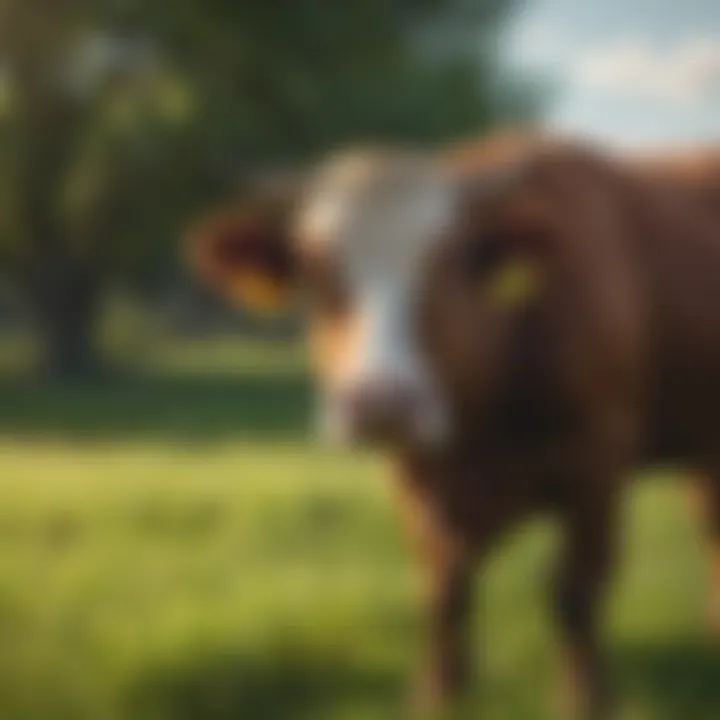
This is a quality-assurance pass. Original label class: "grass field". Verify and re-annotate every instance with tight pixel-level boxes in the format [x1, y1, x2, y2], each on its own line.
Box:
[0, 339, 718, 719]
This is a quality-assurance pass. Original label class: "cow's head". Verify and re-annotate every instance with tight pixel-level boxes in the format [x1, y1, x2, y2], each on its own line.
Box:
[187, 145, 553, 449]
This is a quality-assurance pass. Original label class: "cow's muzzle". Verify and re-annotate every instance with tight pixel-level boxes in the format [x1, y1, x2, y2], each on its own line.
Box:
[321, 373, 448, 448]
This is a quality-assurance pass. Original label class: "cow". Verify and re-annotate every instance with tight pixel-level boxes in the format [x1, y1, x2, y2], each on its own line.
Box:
[186, 133, 720, 719]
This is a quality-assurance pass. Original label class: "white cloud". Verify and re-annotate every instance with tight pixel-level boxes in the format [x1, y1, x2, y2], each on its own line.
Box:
[571, 37, 720, 108]
[506, 19, 572, 67]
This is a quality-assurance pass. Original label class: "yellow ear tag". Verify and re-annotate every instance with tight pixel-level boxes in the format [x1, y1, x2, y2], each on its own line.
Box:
[485, 257, 543, 310]
[231, 273, 291, 314]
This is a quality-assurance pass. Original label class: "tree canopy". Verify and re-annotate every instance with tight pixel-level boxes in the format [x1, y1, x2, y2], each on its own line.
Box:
[0, 0, 539, 376]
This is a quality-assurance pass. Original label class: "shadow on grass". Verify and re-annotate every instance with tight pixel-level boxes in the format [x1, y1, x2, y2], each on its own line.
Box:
[130, 647, 401, 720]
[0, 373, 313, 443]
[615, 638, 720, 719]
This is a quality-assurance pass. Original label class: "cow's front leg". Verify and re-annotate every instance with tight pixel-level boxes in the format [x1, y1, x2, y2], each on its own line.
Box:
[397, 454, 531, 717]
[395, 472, 478, 716]
[553, 489, 620, 720]
[413, 543, 475, 715]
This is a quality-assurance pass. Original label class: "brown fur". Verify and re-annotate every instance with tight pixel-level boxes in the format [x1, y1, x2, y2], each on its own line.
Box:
[187, 135, 720, 718]
[398, 139, 720, 717]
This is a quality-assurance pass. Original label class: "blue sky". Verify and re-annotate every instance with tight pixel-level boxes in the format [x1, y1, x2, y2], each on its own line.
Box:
[505, 0, 720, 146]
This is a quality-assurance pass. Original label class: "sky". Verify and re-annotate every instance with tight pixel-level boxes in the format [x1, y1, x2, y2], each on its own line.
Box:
[505, 0, 720, 147]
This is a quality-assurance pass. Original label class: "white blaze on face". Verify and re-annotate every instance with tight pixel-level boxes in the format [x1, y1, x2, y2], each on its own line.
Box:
[296, 149, 457, 443]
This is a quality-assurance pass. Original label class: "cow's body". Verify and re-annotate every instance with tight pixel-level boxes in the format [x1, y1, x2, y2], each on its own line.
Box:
[386, 141, 720, 717]
[188, 135, 720, 718]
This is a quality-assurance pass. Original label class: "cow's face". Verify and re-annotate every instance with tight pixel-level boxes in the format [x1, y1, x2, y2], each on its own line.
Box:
[188, 147, 548, 449]
[295, 150, 457, 446]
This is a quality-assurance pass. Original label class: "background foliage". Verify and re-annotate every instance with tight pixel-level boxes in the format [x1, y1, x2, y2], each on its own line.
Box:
[0, 0, 535, 378]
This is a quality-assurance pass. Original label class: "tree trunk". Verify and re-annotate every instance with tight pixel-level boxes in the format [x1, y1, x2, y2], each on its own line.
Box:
[30, 259, 104, 381]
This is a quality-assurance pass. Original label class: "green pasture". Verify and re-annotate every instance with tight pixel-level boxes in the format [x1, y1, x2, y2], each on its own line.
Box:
[0, 340, 717, 719]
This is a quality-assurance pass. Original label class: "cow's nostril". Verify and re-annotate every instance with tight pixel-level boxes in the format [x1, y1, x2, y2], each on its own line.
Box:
[338, 376, 420, 442]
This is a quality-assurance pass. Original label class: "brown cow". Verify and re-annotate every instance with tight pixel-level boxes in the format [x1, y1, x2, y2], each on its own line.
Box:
[186, 134, 720, 718]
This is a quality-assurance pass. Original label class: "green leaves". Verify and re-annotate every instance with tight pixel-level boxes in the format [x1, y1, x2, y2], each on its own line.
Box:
[0, 0, 543, 375]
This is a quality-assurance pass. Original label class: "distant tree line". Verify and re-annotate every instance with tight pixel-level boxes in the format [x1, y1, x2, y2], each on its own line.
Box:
[0, 0, 541, 378]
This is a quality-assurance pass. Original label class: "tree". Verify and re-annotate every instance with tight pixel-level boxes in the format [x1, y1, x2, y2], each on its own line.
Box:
[0, 2, 195, 376]
[0, 0, 535, 378]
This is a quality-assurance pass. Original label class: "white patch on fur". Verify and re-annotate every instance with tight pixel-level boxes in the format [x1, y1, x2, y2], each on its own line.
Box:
[296, 150, 457, 443]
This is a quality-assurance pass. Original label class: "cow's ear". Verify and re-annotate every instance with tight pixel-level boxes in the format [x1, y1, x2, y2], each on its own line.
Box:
[480, 197, 560, 311]
[185, 203, 298, 314]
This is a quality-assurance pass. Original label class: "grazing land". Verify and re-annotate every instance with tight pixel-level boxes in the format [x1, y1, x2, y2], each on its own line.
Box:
[0, 340, 716, 719]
